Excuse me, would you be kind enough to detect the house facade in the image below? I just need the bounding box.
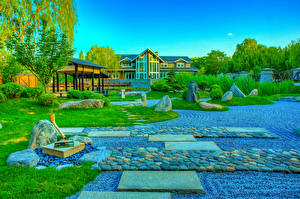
[107,48,198,79]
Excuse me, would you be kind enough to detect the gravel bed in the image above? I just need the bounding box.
[67,171,300,199]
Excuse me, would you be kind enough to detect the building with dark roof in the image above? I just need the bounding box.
[107,48,198,80]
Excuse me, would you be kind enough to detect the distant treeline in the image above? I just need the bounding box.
[192,38,300,74]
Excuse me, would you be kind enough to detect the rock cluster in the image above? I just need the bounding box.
[60,99,105,109]
[155,95,172,112]
[28,120,58,150]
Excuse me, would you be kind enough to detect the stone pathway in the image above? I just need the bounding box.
[149,135,197,142]
[78,191,171,199]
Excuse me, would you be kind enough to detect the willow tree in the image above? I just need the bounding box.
[0,0,77,60]
[86,45,120,70]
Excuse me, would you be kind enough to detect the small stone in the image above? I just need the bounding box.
[199,102,223,110]
[221,91,233,102]
[155,95,172,112]
[249,89,258,96]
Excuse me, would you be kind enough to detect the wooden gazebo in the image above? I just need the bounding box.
[52,58,110,94]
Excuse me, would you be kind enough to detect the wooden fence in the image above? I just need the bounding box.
[0,74,37,88]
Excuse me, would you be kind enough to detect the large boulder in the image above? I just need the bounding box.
[155,95,172,112]
[186,81,198,103]
[28,120,58,150]
[7,149,39,167]
[60,99,105,109]
[221,91,233,102]
[230,84,246,98]
[68,136,93,144]
[199,102,223,110]
[249,89,258,96]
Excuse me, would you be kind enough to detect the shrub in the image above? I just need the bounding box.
[0,91,6,103]
[37,93,57,106]
[82,90,94,99]
[151,80,171,92]
[67,90,83,99]
[210,88,223,100]
[22,87,44,98]
[198,81,208,90]
[210,84,221,90]
[182,89,187,100]
[90,93,105,99]
[102,97,111,106]
[0,83,23,98]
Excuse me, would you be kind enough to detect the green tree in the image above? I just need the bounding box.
[79,50,85,60]
[0,0,77,59]
[285,39,300,70]
[86,45,120,70]
[8,27,73,92]
[0,56,23,83]
[205,50,227,74]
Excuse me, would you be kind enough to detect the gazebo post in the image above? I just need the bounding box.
[98,73,101,92]
[72,74,75,90]
[56,73,59,92]
[102,77,104,94]
[79,78,81,91]
[92,71,94,91]
[81,71,84,91]
[52,76,55,93]
[75,65,78,90]
[64,73,68,91]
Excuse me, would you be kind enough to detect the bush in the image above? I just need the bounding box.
[0,91,6,103]
[22,87,44,98]
[67,90,83,99]
[37,93,57,106]
[102,97,111,106]
[0,83,24,98]
[198,81,208,90]
[210,84,221,90]
[151,80,171,92]
[82,90,94,99]
[182,89,187,100]
[210,88,223,100]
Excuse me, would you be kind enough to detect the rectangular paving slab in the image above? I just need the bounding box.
[117,171,204,193]
[225,127,269,133]
[165,142,221,151]
[149,135,196,142]
[60,127,85,135]
[78,191,171,199]
[88,131,130,137]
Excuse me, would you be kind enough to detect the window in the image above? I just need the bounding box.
[176,63,184,68]
[161,63,168,68]
[121,63,131,67]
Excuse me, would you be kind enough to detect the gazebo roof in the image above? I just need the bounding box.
[71,58,107,69]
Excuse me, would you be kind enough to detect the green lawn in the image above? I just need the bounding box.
[208,96,274,106]
[172,99,229,111]
[0,98,178,198]
[108,91,182,101]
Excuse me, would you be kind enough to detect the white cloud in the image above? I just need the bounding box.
[227,33,233,36]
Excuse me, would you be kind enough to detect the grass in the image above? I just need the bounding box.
[172,99,229,111]
[0,98,178,198]
[108,91,182,101]
[208,96,274,106]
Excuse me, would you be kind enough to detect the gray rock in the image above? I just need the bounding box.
[35,165,47,170]
[199,102,223,110]
[0,123,2,129]
[186,81,198,102]
[155,95,172,112]
[68,136,93,144]
[7,149,39,167]
[295,126,300,136]
[56,164,74,170]
[221,91,233,102]
[28,120,58,150]
[79,149,111,163]
[60,99,105,109]
[249,89,258,96]
[230,83,246,97]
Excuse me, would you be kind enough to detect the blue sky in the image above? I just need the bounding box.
[73,0,300,58]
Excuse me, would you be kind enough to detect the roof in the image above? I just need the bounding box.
[76,72,110,78]
[160,56,192,63]
[71,58,107,69]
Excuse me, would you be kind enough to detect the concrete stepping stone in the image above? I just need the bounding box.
[149,135,196,142]
[117,171,204,193]
[60,127,84,135]
[225,127,269,133]
[88,131,130,137]
[78,191,171,199]
[165,141,221,151]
